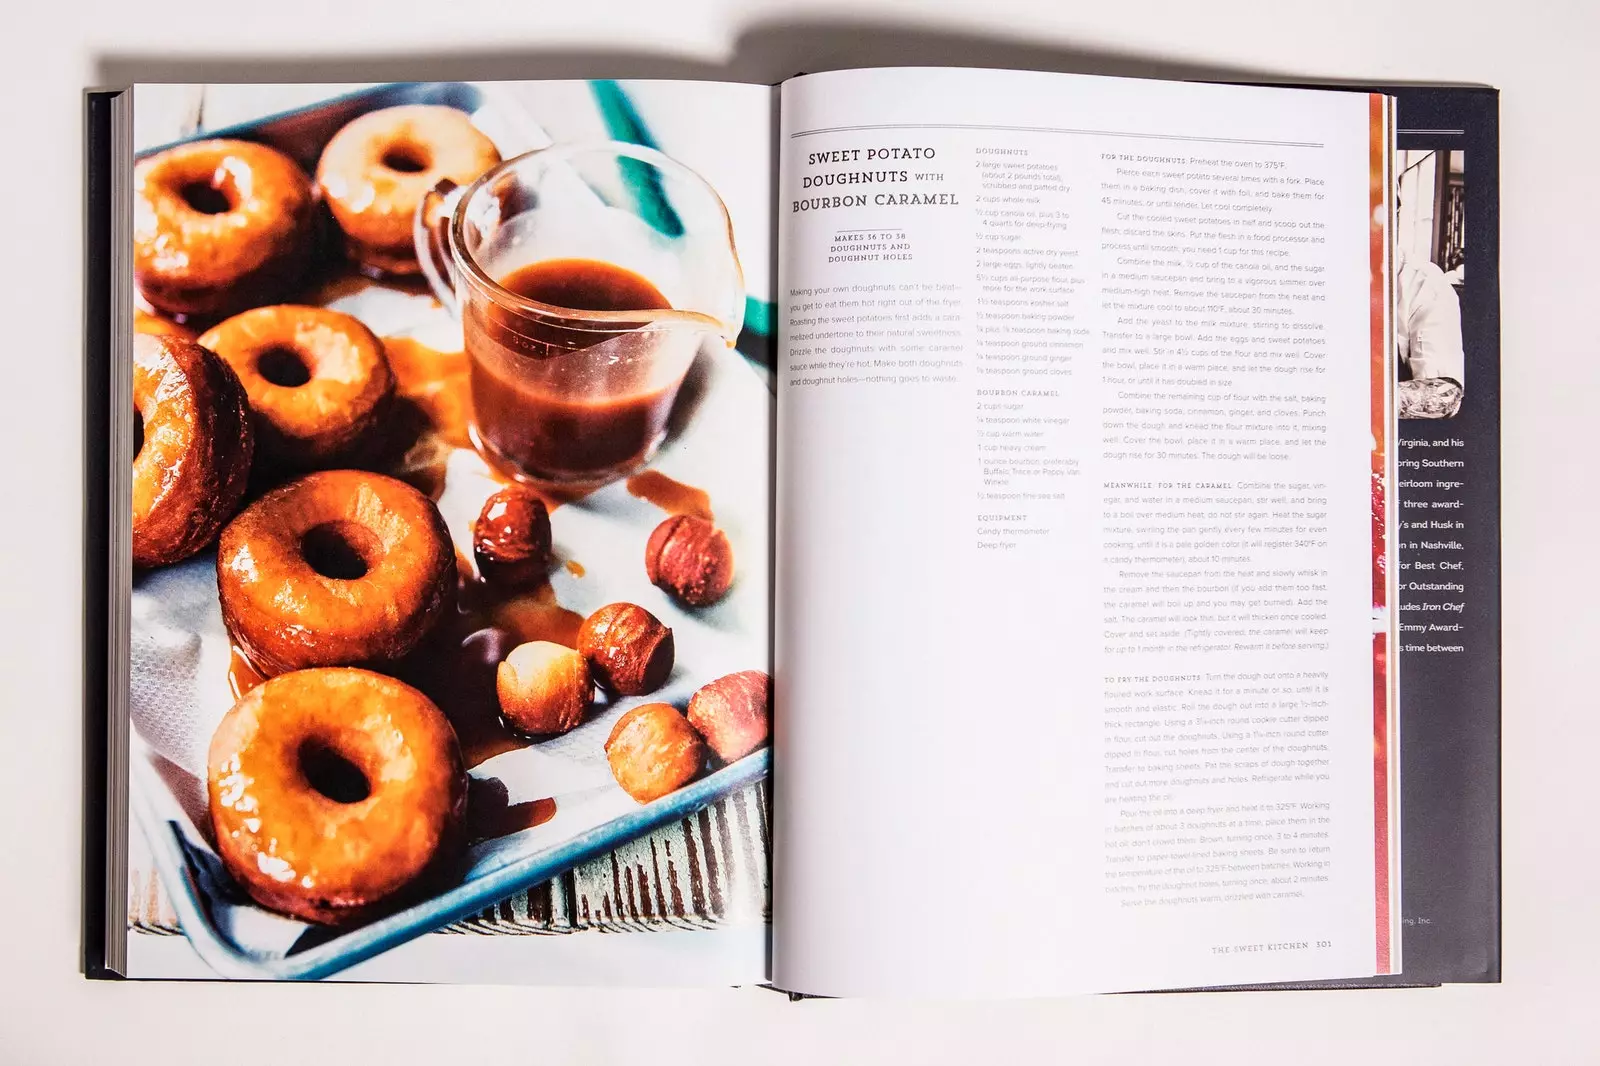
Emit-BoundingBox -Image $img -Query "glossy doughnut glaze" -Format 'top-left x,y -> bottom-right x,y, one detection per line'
131,334 -> 255,567
134,139 -> 315,317
316,105 -> 501,275
217,470 -> 454,675
207,667 -> 467,924
199,305 -> 394,468
133,307 -> 198,342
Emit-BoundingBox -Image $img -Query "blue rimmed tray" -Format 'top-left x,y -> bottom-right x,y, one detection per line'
132,747 -> 769,979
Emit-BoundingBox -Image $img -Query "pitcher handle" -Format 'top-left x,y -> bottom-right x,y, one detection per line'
414,178 -> 464,318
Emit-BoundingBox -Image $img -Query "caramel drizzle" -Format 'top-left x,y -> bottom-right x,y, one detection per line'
380,336 -> 569,517
466,778 -> 558,842
625,469 -> 713,521
226,646 -> 266,700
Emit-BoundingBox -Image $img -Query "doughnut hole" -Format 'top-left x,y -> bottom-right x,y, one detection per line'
380,141 -> 431,174
255,345 -> 313,388
178,179 -> 235,215
297,738 -> 372,804
133,406 -> 146,462
300,520 -> 383,581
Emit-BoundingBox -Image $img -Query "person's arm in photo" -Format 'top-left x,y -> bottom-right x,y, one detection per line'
1397,255 -> 1465,418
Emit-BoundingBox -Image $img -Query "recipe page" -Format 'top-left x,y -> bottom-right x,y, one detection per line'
772,67 -> 1395,997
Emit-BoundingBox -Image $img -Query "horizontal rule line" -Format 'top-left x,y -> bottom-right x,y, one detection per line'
789,122 -> 1323,148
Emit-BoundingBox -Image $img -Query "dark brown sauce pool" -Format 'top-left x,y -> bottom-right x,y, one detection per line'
395,575 -> 585,769
466,778 -> 558,842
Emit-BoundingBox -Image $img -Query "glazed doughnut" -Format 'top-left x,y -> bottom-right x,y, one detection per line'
198,306 -> 394,468
134,139 -> 315,317
208,667 -> 467,924
217,470 -> 453,676
134,307 -> 197,342
316,105 -> 500,275
131,334 -> 254,568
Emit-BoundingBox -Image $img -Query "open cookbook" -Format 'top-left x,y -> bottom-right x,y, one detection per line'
83,68 -> 1501,997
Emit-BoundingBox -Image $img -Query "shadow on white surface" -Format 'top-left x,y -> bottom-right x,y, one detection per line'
97,19 -> 1301,88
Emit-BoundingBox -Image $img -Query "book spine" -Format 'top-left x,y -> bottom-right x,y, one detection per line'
82,88 -> 116,981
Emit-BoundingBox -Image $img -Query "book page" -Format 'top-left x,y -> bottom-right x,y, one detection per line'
121,79 -> 778,986
772,67 -> 1396,997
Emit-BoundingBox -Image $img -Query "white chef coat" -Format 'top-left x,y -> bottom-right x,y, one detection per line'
1395,247 -> 1465,386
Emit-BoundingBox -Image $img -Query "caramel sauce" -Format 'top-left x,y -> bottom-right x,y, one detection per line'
466,259 -> 684,483
375,336 -> 481,501
453,547 -> 477,585
226,646 -> 266,700
501,258 -> 670,318
396,576 -> 585,769
564,559 -> 586,578
307,272 -> 378,305
229,578 -> 581,769
384,336 -> 469,391
312,270 -> 433,302
625,469 -> 713,520
373,336 -> 580,765
466,778 -> 557,842
484,583 -> 585,648
384,337 -> 473,449
378,337 -> 581,512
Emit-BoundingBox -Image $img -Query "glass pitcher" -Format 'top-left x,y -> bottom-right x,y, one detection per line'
414,141 -> 744,487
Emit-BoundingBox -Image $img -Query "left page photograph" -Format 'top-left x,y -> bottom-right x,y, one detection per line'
120,79 -> 776,983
